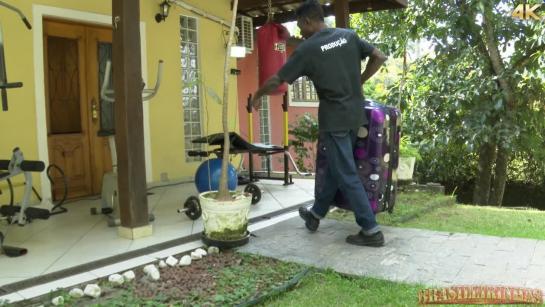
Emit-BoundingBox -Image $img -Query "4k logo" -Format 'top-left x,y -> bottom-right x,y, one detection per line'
512,2 -> 545,20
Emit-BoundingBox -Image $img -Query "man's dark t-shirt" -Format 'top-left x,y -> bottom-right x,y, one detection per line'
277,28 -> 374,132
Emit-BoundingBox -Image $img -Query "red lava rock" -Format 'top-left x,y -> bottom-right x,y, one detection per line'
133,251 -> 240,302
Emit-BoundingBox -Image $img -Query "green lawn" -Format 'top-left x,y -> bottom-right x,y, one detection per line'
328,192 -> 545,240
261,269 -> 544,307
261,270 -> 424,307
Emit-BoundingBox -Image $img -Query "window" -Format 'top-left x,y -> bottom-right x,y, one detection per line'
181,15 -> 203,162
289,76 -> 319,107
258,96 -> 272,170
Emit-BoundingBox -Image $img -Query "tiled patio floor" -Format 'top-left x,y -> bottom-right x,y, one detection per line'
0,179 -> 315,288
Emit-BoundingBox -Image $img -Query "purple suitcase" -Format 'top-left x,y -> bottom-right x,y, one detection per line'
315,100 -> 401,214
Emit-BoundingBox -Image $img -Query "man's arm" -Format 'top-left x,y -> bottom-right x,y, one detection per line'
361,48 -> 387,85
251,75 -> 283,109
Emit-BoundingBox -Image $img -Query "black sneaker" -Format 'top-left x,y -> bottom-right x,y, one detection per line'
298,206 -> 319,232
346,231 -> 385,247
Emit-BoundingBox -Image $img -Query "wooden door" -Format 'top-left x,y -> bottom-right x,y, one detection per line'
44,20 -> 113,199
86,27 -> 113,194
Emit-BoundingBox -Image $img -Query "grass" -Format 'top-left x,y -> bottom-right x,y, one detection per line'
399,203 -> 545,240
261,269 -> 544,307
261,269 -> 424,307
328,192 -> 545,240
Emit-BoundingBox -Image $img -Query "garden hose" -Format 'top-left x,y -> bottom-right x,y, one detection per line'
235,267 -> 312,307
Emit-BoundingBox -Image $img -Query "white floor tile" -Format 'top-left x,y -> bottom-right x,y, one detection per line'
17,272 -> 98,300
89,255 -> 157,278
0,292 -> 25,304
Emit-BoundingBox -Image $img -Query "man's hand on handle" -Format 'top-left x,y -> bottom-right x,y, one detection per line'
251,75 -> 283,110
250,95 -> 262,110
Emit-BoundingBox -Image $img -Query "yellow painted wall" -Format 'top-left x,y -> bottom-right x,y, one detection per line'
0,0 -> 239,204
142,0 -> 241,181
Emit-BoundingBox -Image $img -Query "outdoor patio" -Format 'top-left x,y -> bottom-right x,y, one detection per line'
0,178 -> 315,289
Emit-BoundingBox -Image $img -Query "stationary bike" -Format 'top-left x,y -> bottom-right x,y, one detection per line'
90,60 -> 164,226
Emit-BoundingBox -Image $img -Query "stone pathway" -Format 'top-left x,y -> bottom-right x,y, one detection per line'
239,217 -> 545,290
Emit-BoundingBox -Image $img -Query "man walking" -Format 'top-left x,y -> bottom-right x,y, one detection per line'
251,0 -> 387,246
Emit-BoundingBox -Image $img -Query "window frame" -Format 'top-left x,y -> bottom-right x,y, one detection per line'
288,76 -> 319,108
258,96 -> 272,170
180,14 -> 204,162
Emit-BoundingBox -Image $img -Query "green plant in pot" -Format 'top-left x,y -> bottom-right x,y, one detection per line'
198,0 -> 252,247
398,135 -> 421,181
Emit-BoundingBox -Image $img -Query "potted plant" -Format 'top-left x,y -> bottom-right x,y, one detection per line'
198,0 -> 252,247
398,135 -> 421,181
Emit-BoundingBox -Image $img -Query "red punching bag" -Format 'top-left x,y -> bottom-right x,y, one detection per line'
257,22 -> 289,95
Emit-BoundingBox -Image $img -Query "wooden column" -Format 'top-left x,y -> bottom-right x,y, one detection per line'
112,0 -> 150,235
334,0 -> 350,28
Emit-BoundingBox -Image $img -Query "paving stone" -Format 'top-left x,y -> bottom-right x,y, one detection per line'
470,250 -> 510,267
496,237 -> 537,253
238,217 -> 545,291
531,241 -> 545,266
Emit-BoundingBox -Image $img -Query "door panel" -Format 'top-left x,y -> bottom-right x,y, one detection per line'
44,20 -> 113,199
48,135 -> 91,198
45,20 -> 92,199
47,36 -> 82,134
86,27 -> 113,194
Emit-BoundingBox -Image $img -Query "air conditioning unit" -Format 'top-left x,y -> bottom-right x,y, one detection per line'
236,15 -> 253,53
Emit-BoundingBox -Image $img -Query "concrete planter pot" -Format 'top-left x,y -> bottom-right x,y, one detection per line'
199,191 -> 252,242
397,156 -> 416,181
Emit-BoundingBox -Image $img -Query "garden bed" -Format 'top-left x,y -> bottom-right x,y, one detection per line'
8,251 -> 306,307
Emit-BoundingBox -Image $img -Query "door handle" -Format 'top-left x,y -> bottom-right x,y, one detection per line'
91,98 -> 99,121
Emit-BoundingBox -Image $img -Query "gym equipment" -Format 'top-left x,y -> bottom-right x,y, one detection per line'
90,60 -> 163,227
243,92 -> 310,184
316,100 -> 401,214
0,148 -> 66,257
179,93 -> 310,214
0,147 -> 68,225
257,22 -> 289,95
194,158 -> 238,193
0,0 -> 31,111
185,146 -> 263,207
0,230 -> 26,257
257,0 -> 288,95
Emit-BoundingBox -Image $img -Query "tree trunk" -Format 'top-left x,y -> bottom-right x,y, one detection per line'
489,145 -> 509,206
217,0 -> 239,201
473,142 -> 496,205
481,5 -> 516,110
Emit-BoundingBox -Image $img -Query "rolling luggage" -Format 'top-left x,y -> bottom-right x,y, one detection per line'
315,100 -> 401,214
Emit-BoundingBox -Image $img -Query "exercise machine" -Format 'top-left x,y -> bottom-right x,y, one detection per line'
0,148 -> 67,257
90,60 -> 169,226
178,93 -> 311,216
0,148 -> 67,225
243,93 -> 311,183
0,0 -> 31,111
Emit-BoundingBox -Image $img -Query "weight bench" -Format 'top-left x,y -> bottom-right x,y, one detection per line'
189,131 -> 293,185
188,93 -> 311,185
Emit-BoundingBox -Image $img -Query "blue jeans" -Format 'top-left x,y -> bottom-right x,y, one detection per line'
311,130 -> 380,235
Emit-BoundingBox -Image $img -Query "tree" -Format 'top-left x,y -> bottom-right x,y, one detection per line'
217,0 -> 239,200
351,0 -> 545,205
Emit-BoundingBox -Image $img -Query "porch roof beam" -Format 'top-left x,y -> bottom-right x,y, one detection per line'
247,0 -> 407,27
